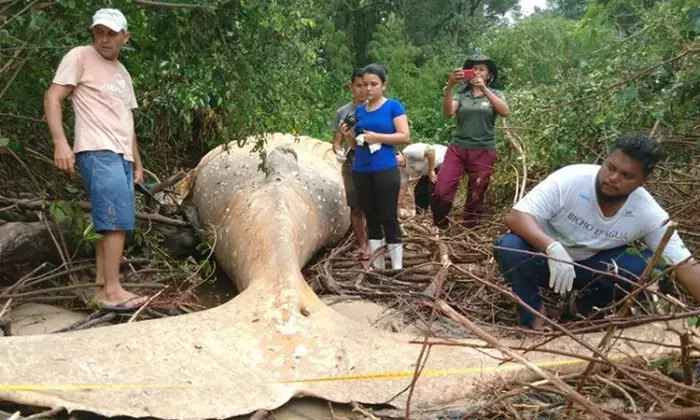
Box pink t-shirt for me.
[52,45,137,161]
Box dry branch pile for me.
[301,153,700,418]
[1,140,700,419]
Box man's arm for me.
[331,109,344,155]
[425,146,436,172]
[424,146,437,183]
[676,260,700,302]
[645,223,700,302]
[332,131,343,155]
[44,83,75,174]
[504,171,564,252]
[132,134,143,184]
[504,210,557,252]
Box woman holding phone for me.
[340,63,410,270]
[431,54,509,229]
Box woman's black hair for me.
[350,67,364,83]
[362,63,386,83]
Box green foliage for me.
[548,0,589,19]
[0,0,697,199]
[82,223,104,244]
[688,316,700,328]
[471,0,700,178]
[1,0,350,175]
[650,357,678,375]
[0,136,25,157]
[49,200,102,246]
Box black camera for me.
[343,113,359,127]
[343,113,363,134]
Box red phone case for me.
[462,69,476,80]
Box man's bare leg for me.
[95,240,105,286]
[96,231,145,308]
[350,206,368,256]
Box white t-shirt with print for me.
[402,143,447,179]
[513,164,691,264]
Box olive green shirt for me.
[451,88,506,149]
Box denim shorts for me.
[76,150,135,232]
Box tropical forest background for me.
[1,0,699,221]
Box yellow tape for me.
[0,384,186,391]
[0,353,640,391]
[279,352,640,384]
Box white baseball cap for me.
[90,8,128,32]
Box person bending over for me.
[493,133,700,329]
[44,9,148,312]
[431,54,509,229]
[396,143,447,215]
[340,64,410,270]
[332,68,369,260]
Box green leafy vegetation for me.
[1,0,697,181]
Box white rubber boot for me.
[369,239,386,270]
[388,243,403,270]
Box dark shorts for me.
[341,150,360,207]
[76,150,135,232]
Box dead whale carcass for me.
[0,133,685,419]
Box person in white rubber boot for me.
[339,63,410,270]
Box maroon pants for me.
[430,145,497,229]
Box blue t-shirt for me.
[352,98,407,172]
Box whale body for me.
[0,133,682,419]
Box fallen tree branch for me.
[571,222,676,408]
[502,118,527,204]
[24,406,65,419]
[3,282,166,300]
[0,298,12,336]
[350,401,378,420]
[149,170,187,195]
[0,112,44,123]
[52,311,117,333]
[404,235,451,419]
[437,300,608,419]
[0,195,191,227]
[642,406,700,419]
[450,263,668,407]
[128,286,168,323]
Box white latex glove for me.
[335,147,348,162]
[545,241,575,295]
[356,134,365,146]
[368,143,381,153]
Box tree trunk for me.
[0,220,200,273]
[0,221,77,268]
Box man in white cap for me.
[44,9,148,312]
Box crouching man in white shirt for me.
[396,143,447,215]
[493,133,699,329]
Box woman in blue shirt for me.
[340,64,410,270]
